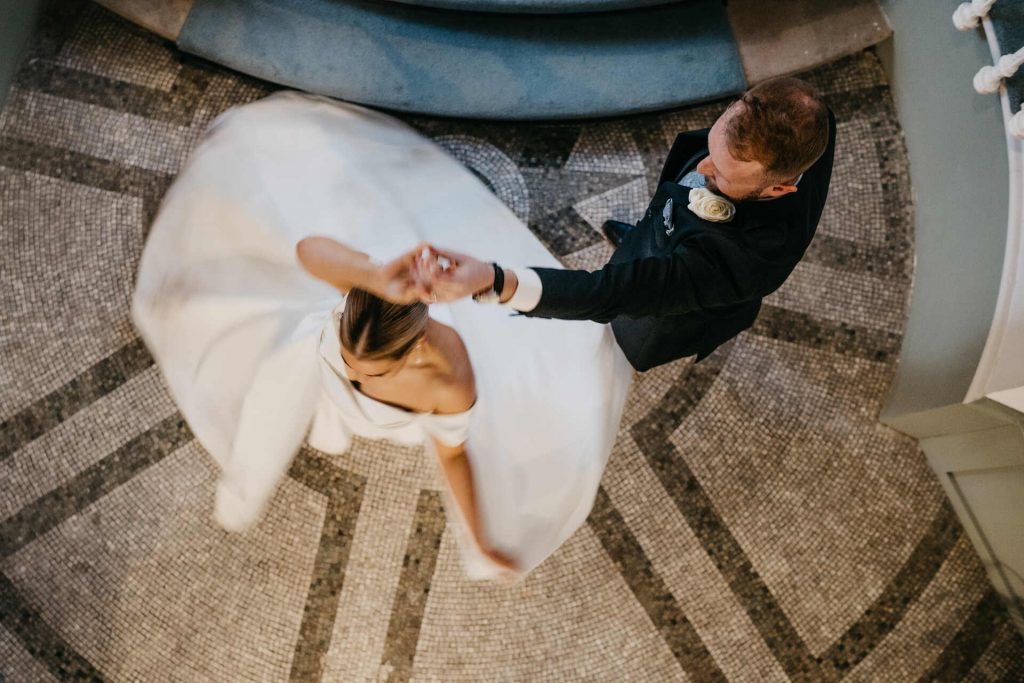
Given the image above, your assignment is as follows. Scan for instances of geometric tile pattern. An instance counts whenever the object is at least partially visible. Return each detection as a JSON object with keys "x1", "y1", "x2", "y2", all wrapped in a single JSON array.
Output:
[{"x1": 2, "y1": 3, "x2": 1023, "y2": 681}]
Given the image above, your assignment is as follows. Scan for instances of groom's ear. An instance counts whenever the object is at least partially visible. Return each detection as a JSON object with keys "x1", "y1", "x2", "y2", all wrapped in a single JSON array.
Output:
[{"x1": 760, "y1": 183, "x2": 798, "y2": 199}]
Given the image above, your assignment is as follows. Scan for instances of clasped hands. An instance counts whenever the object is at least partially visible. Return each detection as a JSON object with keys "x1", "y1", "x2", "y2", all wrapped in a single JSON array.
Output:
[{"x1": 374, "y1": 243, "x2": 499, "y2": 305}]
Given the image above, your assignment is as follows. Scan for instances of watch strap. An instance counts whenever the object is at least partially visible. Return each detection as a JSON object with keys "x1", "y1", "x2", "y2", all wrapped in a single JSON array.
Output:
[
  {"x1": 472, "y1": 262, "x2": 504, "y2": 303},
  {"x1": 490, "y1": 262, "x2": 504, "y2": 299}
]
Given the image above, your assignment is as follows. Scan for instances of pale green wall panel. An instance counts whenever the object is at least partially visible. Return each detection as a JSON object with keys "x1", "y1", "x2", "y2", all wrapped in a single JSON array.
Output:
[{"x1": 878, "y1": 0, "x2": 1009, "y2": 418}]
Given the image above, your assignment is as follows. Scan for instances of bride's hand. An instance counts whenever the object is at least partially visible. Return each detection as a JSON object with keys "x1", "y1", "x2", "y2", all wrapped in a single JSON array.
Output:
[
  {"x1": 374, "y1": 244, "x2": 433, "y2": 304},
  {"x1": 480, "y1": 544, "x2": 520, "y2": 579},
  {"x1": 417, "y1": 246, "x2": 494, "y2": 303}
]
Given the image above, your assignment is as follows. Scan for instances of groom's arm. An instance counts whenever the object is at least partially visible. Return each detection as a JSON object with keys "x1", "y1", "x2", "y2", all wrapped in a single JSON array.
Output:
[
  {"x1": 510, "y1": 242, "x2": 758, "y2": 323},
  {"x1": 428, "y1": 237, "x2": 762, "y2": 322}
]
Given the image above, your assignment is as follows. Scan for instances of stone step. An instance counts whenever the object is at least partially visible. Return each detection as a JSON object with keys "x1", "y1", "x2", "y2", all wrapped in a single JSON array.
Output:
[
  {"x1": 97, "y1": 0, "x2": 897, "y2": 118},
  {"x1": 366, "y1": 0, "x2": 682, "y2": 16},
  {"x1": 177, "y1": 0, "x2": 746, "y2": 119}
]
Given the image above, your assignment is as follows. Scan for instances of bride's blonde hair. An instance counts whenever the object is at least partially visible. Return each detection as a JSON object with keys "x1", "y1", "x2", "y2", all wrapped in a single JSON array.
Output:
[{"x1": 340, "y1": 288, "x2": 428, "y2": 361}]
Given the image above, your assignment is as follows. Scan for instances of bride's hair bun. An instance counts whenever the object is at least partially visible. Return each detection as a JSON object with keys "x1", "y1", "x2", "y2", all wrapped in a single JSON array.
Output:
[{"x1": 340, "y1": 288, "x2": 428, "y2": 361}]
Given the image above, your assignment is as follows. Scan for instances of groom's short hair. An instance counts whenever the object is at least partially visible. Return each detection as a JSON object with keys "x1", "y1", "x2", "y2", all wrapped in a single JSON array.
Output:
[{"x1": 724, "y1": 77, "x2": 829, "y2": 184}]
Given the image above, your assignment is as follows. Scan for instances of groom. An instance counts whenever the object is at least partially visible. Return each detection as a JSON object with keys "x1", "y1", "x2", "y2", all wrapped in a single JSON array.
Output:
[{"x1": 415, "y1": 77, "x2": 836, "y2": 371}]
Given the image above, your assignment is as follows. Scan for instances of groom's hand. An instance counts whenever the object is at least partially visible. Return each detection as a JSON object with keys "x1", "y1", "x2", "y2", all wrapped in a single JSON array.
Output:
[{"x1": 419, "y1": 246, "x2": 494, "y2": 303}]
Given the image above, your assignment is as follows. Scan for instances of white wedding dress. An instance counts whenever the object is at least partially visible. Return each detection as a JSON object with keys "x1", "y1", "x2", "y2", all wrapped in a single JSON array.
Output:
[{"x1": 132, "y1": 92, "x2": 633, "y2": 579}]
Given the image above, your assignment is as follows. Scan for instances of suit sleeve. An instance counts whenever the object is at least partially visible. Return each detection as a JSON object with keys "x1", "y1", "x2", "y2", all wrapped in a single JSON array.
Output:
[{"x1": 525, "y1": 235, "x2": 761, "y2": 323}]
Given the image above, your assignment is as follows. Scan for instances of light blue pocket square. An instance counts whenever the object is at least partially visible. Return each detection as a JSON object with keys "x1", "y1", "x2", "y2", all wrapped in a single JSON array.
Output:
[{"x1": 679, "y1": 171, "x2": 707, "y2": 189}]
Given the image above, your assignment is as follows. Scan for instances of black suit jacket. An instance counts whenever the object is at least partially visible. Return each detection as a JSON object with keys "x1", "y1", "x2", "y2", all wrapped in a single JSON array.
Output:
[{"x1": 525, "y1": 111, "x2": 836, "y2": 371}]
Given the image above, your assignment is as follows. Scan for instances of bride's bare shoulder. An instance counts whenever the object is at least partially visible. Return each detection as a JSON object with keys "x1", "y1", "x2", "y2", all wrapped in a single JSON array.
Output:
[{"x1": 431, "y1": 326, "x2": 475, "y2": 415}]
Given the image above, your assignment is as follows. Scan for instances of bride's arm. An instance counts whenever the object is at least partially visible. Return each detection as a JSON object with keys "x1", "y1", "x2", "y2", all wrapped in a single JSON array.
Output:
[
  {"x1": 295, "y1": 236, "x2": 374, "y2": 294},
  {"x1": 295, "y1": 236, "x2": 427, "y2": 303},
  {"x1": 432, "y1": 438, "x2": 517, "y2": 574}
]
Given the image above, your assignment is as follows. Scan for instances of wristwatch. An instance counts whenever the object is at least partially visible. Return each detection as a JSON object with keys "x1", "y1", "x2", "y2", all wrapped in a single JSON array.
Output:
[{"x1": 472, "y1": 263, "x2": 504, "y2": 304}]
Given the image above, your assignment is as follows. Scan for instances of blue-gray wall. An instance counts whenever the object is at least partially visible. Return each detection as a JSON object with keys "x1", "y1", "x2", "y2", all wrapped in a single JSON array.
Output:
[
  {"x1": 1, "y1": 0, "x2": 44, "y2": 111},
  {"x1": 879, "y1": 0, "x2": 1009, "y2": 419}
]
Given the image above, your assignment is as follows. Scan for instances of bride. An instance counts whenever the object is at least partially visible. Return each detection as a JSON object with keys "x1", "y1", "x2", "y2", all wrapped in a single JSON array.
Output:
[
  {"x1": 132, "y1": 92, "x2": 633, "y2": 580},
  {"x1": 299, "y1": 238, "x2": 515, "y2": 573}
]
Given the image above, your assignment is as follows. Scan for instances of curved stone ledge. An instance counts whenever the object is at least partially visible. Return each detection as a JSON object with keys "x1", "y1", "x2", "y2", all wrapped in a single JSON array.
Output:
[
  {"x1": 372, "y1": 0, "x2": 680, "y2": 15},
  {"x1": 177, "y1": 0, "x2": 746, "y2": 120}
]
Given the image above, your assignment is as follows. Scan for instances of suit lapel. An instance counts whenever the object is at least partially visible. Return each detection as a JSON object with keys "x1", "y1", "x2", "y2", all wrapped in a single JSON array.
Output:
[{"x1": 657, "y1": 129, "x2": 710, "y2": 185}]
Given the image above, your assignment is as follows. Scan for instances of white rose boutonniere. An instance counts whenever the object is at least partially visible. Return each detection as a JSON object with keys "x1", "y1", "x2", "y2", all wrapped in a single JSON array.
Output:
[{"x1": 687, "y1": 187, "x2": 736, "y2": 223}]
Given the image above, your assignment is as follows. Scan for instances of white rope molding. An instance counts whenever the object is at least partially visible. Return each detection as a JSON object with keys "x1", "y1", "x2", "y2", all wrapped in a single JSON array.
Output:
[
  {"x1": 974, "y1": 46, "x2": 1024, "y2": 94},
  {"x1": 1010, "y1": 108, "x2": 1024, "y2": 140},
  {"x1": 953, "y1": 0, "x2": 998, "y2": 30}
]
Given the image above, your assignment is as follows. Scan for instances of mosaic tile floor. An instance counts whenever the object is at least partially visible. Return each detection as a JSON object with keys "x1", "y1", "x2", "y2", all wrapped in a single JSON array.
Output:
[{"x1": 2, "y1": 4, "x2": 1023, "y2": 682}]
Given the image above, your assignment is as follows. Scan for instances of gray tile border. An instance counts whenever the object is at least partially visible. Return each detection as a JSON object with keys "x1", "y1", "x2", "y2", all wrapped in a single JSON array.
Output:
[
  {"x1": 629, "y1": 347, "x2": 827, "y2": 682},
  {"x1": 0, "y1": 573, "x2": 106, "y2": 682},
  {"x1": 380, "y1": 490, "x2": 446, "y2": 683},
  {"x1": 629, "y1": 350, "x2": 971, "y2": 681},
  {"x1": 920, "y1": 590, "x2": 1016, "y2": 683},
  {"x1": 751, "y1": 305, "x2": 903, "y2": 364},
  {"x1": 803, "y1": 233, "x2": 908, "y2": 282},
  {"x1": 2, "y1": 89, "x2": 196, "y2": 174},
  {"x1": 53, "y1": 3, "x2": 184, "y2": 91},
  {"x1": 0, "y1": 414, "x2": 191, "y2": 558},
  {"x1": 0, "y1": 339, "x2": 153, "y2": 463},
  {"x1": 818, "y1": 502, "x2": 963, "y2": 677},
  {"x1": 826, "y1": 84, "x2": 914, "y2": 276},
  {"x1": 14, "y1": 60, "x2": 210, "y2": 128},
  {"x1": 0, "y1": 136, "x2": 172, "y2": 224},
  {"x1": 528, "y1": 206, "x2": 603, "y2": 257},
  {"x1": 287, "y1": 449, "x2": 368, "y2": 683},
  {"x1": 964, "y1": 618, "x2": 1024, "y2": 682},
  {"x1": 587, "y1": 487, "x2": 727, "y2": 682}
]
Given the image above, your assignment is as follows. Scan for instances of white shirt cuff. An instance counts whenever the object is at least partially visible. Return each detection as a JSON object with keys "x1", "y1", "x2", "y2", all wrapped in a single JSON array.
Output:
[{"x1": 502, "y1": 267, "x2": 542, "y2": 312}]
